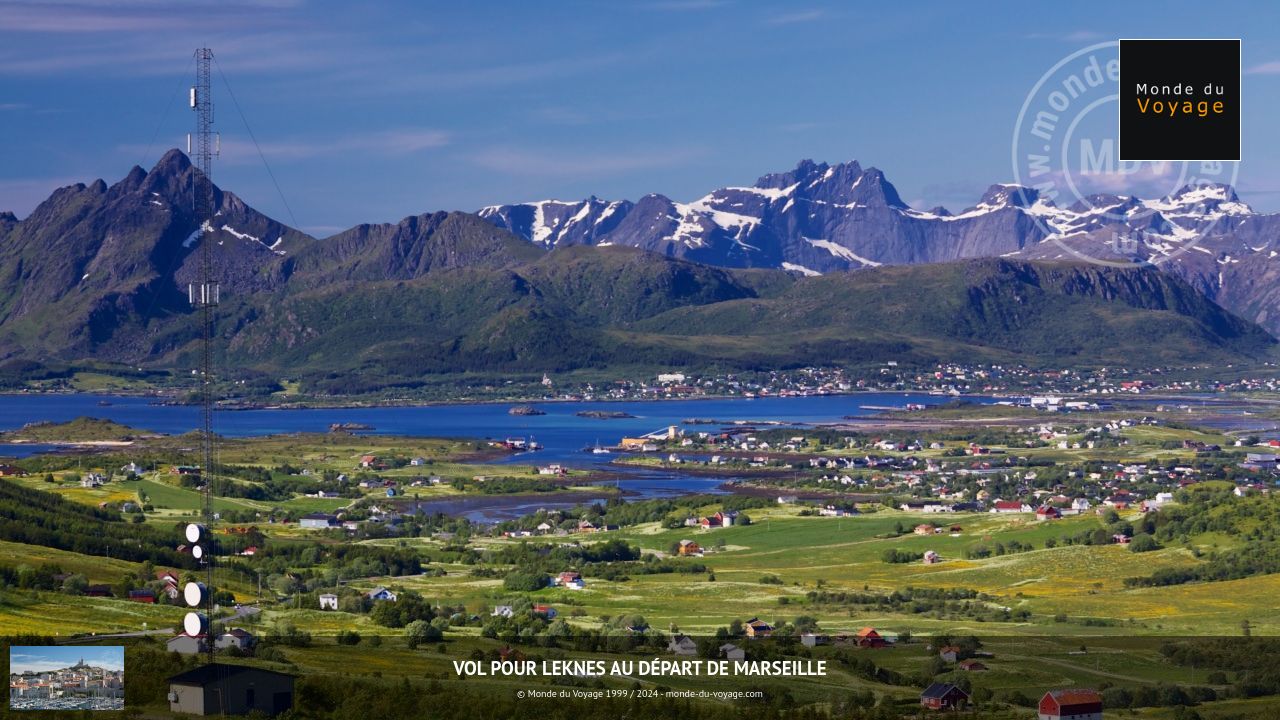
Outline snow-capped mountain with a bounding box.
[480,160,1061,272]
[479,159,1280,333]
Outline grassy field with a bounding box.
[4,419,1279,717]
[0,539,146,582]
[356,505,1274,638]
[0,591,184,635]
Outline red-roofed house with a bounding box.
[991,500,1032,513]
[557,571,584,589]
[1036,506,1062,520]
[1038,689,1103,720]
[854,627,886,648]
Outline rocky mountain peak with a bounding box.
[975,184,1041,210]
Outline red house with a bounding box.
[128,589,156,604]
[920,683,969,711]
[854,627,887,648]
[1036,506,1062,520]
[498,645,526,662]
[1038,689,1103,720]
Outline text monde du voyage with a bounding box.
[1134,82,1228,118]
[452,658,828,678]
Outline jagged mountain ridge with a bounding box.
[479,160,1280,335]
[478,160,1054,270]
[0,149,538,362]
[0,149,1275,387]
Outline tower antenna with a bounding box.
[188,46,219,667]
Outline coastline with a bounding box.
[0,386,998,412]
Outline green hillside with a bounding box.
[210,254,1275,395]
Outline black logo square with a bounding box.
[1119,39,1240,161]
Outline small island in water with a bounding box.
[508,405,546,416]
[575,410,636,419]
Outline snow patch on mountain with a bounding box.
[805,238,881,267]
[594,201,622,226]
[782,262,821,276]
[220,224,287,255]
[183,220,212,248]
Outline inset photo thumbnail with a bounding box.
[9,646,124,711]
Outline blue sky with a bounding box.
[9,646,124,673]
[2,1,1279,235]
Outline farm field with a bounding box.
[0,590,184,636]
[3,417,1280,719]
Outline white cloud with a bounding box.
[0,0,303,34]
[9,647,124,674]
[1068,162,1181,196]
[118,129,450,166]
[643,0,731,10]
[765,9,824,26]
[1246,60,1280,75]
[1025,30,1104,42]
[470,146,703,178]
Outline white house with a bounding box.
[319,594,338,610]
[299,513,337,529]
[668,635,698,656]
[214,628,256,651]
[719,643,745,660]
[800,633,829,647]
[166,634,207,655]
[366,587,397,602]
[492,605,515,618]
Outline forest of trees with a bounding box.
[1124,490,1280,587]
